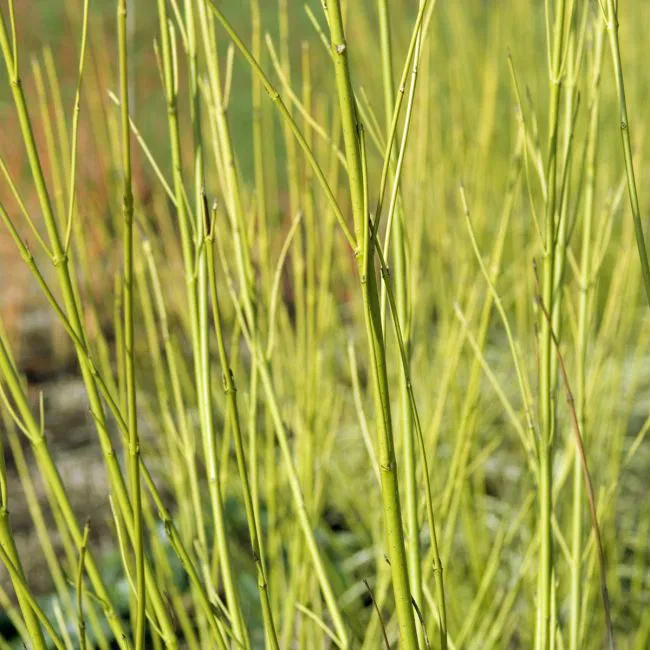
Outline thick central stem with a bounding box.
[325,2,419,647]
[117,1,145,646]
[537,1,568,649]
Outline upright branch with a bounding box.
[204,197,280,650]
[324,1,419,647]
[537,1,569,648]
[117,0,145,647]
[571,20,605,650]
[604,0,650,306]
[536,296,616,650]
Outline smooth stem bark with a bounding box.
[278,1,306,413]
[376,3,423,633]
[325,1,419,647]
[192,4,250,646]
[605,0,650,306]
[199,0,256,327]
[0,509,46,649]
[206,1,356,250]
[155,0,209,557]
[214,239,349,644]
[0,28,189,650]
[256,350,349,646]
[0,335,131,648]
[251,0,269,286]
[0,531,64,649]
[205,204,280,650]
[374,235,449,648]
[206,5,355,645]
[571,23,604,650]
[117,1,145,646]
[0,11,145,648]
[537,1,568,649]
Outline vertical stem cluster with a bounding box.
[570,22,605,650]
[324,2,419,647]
[605,0,650,306]
[117,1,145,646]
[195,4,251,647]
[204,199,280,649]
[2,1,639,647]
[0,6,154,648]
[206,6,350,646]
[0,427,46,648]
[376,3,422,631]
[537,1,568,648]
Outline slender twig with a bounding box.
[117,1,145,646]
[63,0,90,254]
[604,0,650,306]
[326,0,419,644]
[411,596,431,650]
[535,295,615,650]
[537,2,569,646]
[76,520,91,650]
[207,1,355,250]
[205,196,280,649]
[363,580,390,650]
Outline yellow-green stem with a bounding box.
[325,1,419,646]
[0,508,47,649]
[117,1,145,646]
[376,3,424,640]
[605,0,650,306]
[205,200,280,649]
[537,2,568,648]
